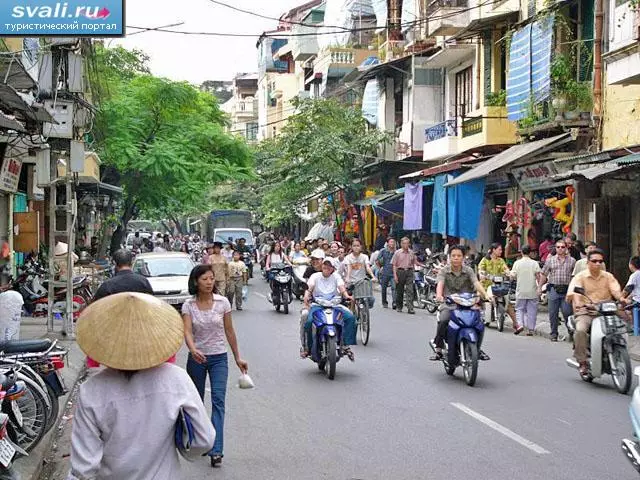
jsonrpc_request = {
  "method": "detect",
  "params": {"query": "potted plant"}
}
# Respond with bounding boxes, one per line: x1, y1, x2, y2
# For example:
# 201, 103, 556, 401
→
550, 53, 572, 118
574, 82, 593, 119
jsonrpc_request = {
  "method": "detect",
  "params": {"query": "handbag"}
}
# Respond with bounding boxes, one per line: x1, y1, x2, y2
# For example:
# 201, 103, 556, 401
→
175, 407, 195, 460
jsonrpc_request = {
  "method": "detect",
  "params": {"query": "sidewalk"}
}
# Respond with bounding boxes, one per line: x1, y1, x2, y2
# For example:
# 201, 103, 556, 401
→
12, 317, 86, 480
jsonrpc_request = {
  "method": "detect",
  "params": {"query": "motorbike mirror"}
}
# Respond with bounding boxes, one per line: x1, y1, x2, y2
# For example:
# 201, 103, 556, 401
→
444, 244, 449, 255
426, 248, 432, 256
573, 286, 586, 296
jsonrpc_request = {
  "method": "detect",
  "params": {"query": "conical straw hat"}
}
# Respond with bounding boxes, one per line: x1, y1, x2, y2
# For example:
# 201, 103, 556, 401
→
76, 292, 184, 371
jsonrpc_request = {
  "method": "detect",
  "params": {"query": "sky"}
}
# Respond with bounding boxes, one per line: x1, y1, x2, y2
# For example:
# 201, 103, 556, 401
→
115, 0, 306, 84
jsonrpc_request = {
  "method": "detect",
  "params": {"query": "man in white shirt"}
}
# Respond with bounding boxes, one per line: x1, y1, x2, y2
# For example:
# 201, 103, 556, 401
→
511, 245, 542, 335
300, 258, 355, 360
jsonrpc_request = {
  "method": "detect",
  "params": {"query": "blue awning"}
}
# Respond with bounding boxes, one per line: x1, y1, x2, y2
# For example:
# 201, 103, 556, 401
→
431, 173, 485, 240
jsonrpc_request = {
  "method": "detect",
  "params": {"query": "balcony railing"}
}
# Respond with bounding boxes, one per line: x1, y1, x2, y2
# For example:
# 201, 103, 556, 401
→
329, 49, 355, 65
462, 116, 483, 137
425, 120, 457, 143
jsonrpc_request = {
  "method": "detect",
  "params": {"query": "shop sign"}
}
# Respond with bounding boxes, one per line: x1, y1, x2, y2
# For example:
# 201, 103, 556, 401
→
512, 161, 561, 190
0, 157, 22, 192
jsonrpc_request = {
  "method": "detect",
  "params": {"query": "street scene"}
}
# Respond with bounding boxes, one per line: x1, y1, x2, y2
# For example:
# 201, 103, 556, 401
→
0, 0, 637, 479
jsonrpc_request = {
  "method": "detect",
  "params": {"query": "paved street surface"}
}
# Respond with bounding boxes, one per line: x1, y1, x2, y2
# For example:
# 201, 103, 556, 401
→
179, 279, 637, 480
38, 278, 638, 480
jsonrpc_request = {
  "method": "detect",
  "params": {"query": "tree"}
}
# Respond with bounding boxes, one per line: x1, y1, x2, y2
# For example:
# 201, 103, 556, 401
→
96, 75, 253, 253
256, 97, 390, 227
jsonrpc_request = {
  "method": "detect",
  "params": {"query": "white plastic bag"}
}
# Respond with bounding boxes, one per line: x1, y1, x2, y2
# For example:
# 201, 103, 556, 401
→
238, 373, 255, 389
242, 286, 248, 301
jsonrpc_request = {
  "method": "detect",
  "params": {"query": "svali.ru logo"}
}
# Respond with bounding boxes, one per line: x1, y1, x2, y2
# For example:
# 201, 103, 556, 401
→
12, 3, 111, 20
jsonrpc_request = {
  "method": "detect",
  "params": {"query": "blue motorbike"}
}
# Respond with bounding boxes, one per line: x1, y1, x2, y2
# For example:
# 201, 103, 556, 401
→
309, 298, 348, 380
429, 293, 484, 386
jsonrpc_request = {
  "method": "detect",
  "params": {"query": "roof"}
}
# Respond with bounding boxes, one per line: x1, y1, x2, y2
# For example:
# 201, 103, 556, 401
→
551, 163, 629, 181
399, 156, 487, 179
445, 133, 572, 186
451, 11, 520, 41
353, 55, 415, 83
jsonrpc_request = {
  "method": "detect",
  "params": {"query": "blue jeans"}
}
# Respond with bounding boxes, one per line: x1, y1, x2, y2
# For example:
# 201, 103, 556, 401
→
548, 286, 572, 337
305, 304, 357, 349
380, 274, 396, 306
187, 352, 228, 456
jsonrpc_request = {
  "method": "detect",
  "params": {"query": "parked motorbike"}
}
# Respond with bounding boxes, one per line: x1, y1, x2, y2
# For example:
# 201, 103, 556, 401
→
430, 293, 484, 387
268, 263, 293, 314
242, 252, 254, 279
0, 371, 28, 477
621, 366, 640, 473
565, 286, 632, 394
292, 258, 310, 300
307, 298, 350, 380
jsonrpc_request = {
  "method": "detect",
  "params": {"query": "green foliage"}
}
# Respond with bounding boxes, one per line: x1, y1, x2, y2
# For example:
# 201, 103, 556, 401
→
551, 53, 573, 93
97, 75, 253, 222
485, 90, 506, 107
256, 97, 390, 227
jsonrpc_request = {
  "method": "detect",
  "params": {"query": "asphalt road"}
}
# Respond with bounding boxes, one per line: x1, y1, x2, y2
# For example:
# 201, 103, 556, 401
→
178, 278, 639, 480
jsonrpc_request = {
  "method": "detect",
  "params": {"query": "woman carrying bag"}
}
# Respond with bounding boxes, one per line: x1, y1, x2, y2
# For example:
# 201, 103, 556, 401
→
183, 264, 249, 468
68, 292, 215, 480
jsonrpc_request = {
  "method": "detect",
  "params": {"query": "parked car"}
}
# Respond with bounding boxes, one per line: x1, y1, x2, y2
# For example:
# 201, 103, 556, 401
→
131, 252, 194, 308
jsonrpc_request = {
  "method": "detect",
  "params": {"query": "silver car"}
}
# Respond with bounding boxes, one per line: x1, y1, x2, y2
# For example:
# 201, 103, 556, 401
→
132, 252, 194, 307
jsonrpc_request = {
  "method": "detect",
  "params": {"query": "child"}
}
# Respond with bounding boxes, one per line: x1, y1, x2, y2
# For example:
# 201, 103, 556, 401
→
228, 250, 248, 310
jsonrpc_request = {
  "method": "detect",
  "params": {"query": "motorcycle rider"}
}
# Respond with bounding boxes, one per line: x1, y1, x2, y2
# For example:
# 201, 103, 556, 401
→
566, 248, 626, 375
429, 245, 493, 361
303, 249, 325, 280
300, 257, 355, 361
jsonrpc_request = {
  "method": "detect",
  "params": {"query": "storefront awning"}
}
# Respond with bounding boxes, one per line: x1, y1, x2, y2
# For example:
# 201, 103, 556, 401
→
551, 163, 628, 181
0, 111, 26, 132
445, 133, 572, 187
354, 55, 413, 83
399, 156, 487, 179
354, 191, 401, 206
76, 181, 123, 195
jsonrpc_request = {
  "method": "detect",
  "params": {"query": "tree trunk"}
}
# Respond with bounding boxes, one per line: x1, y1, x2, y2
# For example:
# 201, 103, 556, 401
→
110, 197, 137, 255
170, 216, 184, 235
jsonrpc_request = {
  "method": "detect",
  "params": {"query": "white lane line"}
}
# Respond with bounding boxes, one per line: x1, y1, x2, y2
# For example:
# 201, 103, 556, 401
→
451, 402, 550, 455
556, 418, 571, 426
253, 292, 267, 299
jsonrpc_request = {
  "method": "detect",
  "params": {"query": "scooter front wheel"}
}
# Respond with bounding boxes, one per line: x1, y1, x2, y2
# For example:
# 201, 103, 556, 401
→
462, 340, 479, 386
326, 336, 337, 380
611, 344, 632, 394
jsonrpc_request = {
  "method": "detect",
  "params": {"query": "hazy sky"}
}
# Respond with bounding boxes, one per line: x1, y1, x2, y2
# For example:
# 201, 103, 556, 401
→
115, 0, 306, 84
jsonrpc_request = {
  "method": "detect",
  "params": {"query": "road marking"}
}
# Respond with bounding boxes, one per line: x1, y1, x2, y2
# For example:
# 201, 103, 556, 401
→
254, 292, 267, 299
556, 418, 571, 426
451, 403, 550, 455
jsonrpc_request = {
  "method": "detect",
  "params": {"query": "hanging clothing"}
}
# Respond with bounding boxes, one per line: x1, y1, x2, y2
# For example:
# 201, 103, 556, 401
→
403, 182, 423, 230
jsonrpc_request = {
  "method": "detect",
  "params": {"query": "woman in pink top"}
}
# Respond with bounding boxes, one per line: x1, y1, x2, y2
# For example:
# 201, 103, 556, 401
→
182, 264, 248, 468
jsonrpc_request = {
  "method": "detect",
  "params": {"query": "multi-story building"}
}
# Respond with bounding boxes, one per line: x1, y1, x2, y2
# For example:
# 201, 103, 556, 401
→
222, 73, 259, 144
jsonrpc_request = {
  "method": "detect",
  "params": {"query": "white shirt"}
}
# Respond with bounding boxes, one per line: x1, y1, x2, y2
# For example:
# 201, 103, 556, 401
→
222, 248, 234, 262
344, 253, 370, 283
627, 270, 640, 303
511, 256, 541, 300
308, 272, 344, 301
67, 364, 215, 480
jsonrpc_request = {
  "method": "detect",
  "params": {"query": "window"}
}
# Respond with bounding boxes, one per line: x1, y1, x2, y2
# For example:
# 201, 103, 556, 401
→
246, 123, 258, 141
455, 67, 473, 118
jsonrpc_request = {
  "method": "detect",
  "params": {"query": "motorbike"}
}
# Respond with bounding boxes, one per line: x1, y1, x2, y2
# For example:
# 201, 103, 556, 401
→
622, 366, 640, 473
565, 286, 632, 394
413, 265, 438, 313
0, 370, 28, 477
307, 297, 350, 380
242, 252, 254, 279
429, 293, 484, 387
292, 258, 310, 300
268, 263, 293, 314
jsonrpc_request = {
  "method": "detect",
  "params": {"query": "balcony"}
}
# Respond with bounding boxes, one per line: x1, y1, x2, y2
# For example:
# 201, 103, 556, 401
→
235, 99, 258, 118
314, 47, 372, 78
458, 106, 517, 152
291, 25, 319, 61
423, 120, 458, 161
426, 0, 470, 37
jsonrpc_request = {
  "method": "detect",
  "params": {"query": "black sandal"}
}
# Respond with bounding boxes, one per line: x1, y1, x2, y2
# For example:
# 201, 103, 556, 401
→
211, 455, 223, 467
429, 351, 443, 361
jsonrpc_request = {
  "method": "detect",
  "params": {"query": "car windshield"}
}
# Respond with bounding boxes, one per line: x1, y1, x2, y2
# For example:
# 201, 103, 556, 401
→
133, 257, 193, 277
214, 231, 253, 246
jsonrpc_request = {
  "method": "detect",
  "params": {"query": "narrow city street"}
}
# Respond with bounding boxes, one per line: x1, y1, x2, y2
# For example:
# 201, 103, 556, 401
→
174, 279, 637, 480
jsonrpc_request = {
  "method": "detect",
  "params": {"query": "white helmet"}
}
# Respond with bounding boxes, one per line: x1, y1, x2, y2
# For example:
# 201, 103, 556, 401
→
310, 249, 326, 260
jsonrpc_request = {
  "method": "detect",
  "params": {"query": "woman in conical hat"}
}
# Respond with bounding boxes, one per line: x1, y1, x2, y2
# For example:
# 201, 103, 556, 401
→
68, 292, 215, 480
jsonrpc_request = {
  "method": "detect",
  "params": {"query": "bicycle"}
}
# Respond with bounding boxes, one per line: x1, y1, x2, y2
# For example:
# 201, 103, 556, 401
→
352, 278, 373, 346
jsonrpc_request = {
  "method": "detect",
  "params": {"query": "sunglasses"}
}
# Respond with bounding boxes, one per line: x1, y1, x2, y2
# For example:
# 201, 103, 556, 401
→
555, 245, 566, 249
590, 259, 604, 264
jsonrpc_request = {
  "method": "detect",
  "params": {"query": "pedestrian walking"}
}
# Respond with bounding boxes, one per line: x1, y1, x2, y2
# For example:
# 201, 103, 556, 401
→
377, 238, 397, 309
207, 242, 229, 298
68, 292, 215, 480
540, 239, 576, 341
227, 250, 247, 311
511, 246, 542, 336
392, 237, 420, 314
182, 264, 248, 468
92, 249, 153, 302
